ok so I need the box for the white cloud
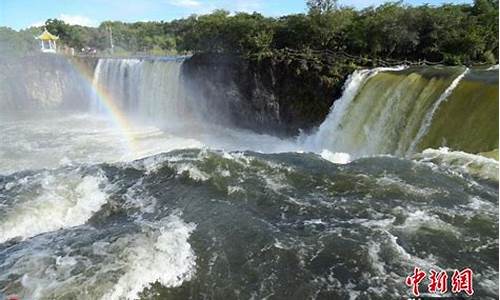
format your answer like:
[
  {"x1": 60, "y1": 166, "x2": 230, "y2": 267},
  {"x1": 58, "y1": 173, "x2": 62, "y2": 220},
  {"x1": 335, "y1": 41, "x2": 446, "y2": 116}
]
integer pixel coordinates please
[
  {"x1": 341, "y1": 0, "x2": 386, "y2": 8},
  {"x1": 25, "y1": 15, "x2": 96, "y2": 29},
  {"x1": 168, "y1": 0, "x2": 203, "y2": 8},
  {"x1": 29, "y1": 20, "x2": 46, "y2": 28},
  {"x1": 59, "y1": 14, "x2": 97, "y2": 27},
  {"x1": 230, "y1": 0, "x2": 263, "y2": 13},
  {"x1": 167, "y1": 0, "x2": 264, "y2": 15}
]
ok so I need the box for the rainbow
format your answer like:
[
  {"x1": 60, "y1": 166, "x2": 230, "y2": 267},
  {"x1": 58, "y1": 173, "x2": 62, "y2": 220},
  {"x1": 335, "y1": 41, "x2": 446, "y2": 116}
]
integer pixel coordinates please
[{"x1": 67, "y1": 57, "x2": 139, "y2": 155}]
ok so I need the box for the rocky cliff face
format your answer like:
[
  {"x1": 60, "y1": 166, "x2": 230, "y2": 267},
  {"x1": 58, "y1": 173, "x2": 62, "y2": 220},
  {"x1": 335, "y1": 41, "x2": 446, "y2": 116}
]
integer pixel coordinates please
[
  {"x1": 2, "y1": 53, "x2": 351, "y2": 136},
  {"x1": 182, "y1": 53, "x2": 353, "y2": 136},
  {"x1": 0, "y1": 54, "x2": 93, "y2": 114}
]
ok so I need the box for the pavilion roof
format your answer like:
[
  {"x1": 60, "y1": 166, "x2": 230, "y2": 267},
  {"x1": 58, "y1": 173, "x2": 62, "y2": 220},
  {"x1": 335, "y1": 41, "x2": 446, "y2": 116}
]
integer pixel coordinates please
[{"x1": 37, "y1": 30, "x2": 59, "y2": 41}]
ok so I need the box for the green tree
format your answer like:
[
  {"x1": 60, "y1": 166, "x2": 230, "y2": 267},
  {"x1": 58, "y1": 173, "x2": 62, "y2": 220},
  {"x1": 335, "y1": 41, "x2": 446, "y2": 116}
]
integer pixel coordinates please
[
  {"x1": 1, "y1": 0, "x2": 497, "y2": 64},
  {"x1": 0, "y1": 27, "x2": 39, "y2": 57},
  {"x1": 307, "y1": 0, "x2": 338, "y2": 14}
]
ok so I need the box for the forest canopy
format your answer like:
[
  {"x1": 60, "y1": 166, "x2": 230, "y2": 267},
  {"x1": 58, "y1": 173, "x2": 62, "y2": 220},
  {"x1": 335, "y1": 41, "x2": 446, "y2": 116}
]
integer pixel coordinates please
[{"x1": 1, "y1": 0, "x2": 498, "y2": 65}]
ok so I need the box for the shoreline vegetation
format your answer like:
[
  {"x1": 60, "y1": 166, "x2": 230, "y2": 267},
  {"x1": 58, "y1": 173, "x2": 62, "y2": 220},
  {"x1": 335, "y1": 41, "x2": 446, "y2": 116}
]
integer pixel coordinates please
[{"x1": 1, "y1": 0, "x2": 498, "y2": 66}]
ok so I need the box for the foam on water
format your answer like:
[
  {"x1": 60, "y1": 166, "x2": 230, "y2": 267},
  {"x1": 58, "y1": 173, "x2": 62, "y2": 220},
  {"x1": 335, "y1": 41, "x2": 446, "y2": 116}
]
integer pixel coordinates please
[
  {"x1": 396, "y1": 210, "x2": 460, "y2": 236},
  {"x1": 0, "y1": 149, "x2": 495, "y2": 299},
  {"x1": 103, "y1": 216, "x2": 196, "y2": 300},
  {"x1": 0, "y1": 113, "x2": 302, "y2": 177},
  {"x1": 320, "y1": 150, "x2": 351, "y2": 164},
  {"x1": 0, "y1": 170, "x2": 108, "y2": 243},
  {"x1": 375, "y1": 174, "x2": 441, "y2": 197},
  {"x1": 415, "y1": 147, "x2": 499, "y2": 181},
  {"x1": 0, "y1": 215, "x2": 196, "y2": 300}
]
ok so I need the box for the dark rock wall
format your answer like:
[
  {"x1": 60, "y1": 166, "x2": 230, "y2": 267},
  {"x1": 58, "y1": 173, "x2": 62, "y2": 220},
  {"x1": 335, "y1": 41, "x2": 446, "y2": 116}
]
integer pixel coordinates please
[{"x1": 182, "y1": 53, "x2": 352, "y2": 136}]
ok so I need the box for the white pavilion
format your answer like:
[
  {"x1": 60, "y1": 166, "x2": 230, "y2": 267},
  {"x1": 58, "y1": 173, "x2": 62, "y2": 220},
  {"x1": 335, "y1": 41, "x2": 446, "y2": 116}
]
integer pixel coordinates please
[{"x1": 36, "y1": 29, "x2": 59, "y2": 53}]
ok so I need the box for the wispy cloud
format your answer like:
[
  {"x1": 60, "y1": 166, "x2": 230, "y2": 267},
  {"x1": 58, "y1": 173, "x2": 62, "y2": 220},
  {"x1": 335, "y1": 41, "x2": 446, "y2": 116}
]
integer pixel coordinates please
[
  {"x1": 165, "y1": 0, "x2": 265, "y2": 16},
  {"x1": 229, "y1": 0, "x2": 263, "y2": 13},
  {"x1": 59, "y1": 14, "x2": 97, "y2": 27},
  {"x1": 29, "y1": 20, "x2": 46, "y2": 28},
  {"x1": 168, "y1": 0, "x2": 202, "y2": 8}
]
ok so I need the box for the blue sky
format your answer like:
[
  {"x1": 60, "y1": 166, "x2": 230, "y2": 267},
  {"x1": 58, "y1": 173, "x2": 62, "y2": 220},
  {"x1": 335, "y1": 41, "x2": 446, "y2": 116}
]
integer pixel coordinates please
[{"x1": 1, "y1": 0, "x2": 470, "y2": 30}]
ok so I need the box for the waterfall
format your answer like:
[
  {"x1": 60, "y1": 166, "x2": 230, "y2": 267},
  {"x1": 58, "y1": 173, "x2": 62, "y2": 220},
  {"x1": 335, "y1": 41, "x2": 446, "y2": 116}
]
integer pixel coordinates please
[
  {"x1": 91, "y1": 59, "x2": 497, "y2": 157},
  {"x1": 303, "y1": 66, "x2": 407, "y2": 154},
  {"x1": 407, "y1": 68, "x2": 469, "y2": 154},
  {"x1": 92, "y1": 58, "x2": 202, "y2": 127},
  {"x1": 3, "y1": 55, "x2": 496, "y2": 157},
  {"x1": 305, "y1": 66, "x2": 497, "y2": 157}
]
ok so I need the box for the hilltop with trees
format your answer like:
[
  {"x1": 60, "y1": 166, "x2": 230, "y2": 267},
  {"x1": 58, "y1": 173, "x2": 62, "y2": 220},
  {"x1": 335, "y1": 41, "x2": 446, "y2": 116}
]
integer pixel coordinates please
[{"x1": 1, "y1": 0, "x2": 498, "y2": 65}]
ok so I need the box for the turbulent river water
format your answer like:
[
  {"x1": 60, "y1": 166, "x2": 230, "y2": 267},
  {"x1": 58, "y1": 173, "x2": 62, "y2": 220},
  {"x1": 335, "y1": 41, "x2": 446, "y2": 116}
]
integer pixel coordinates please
[{"x1": 0, "y1": 56, "x2": 498, "y2": 300}]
